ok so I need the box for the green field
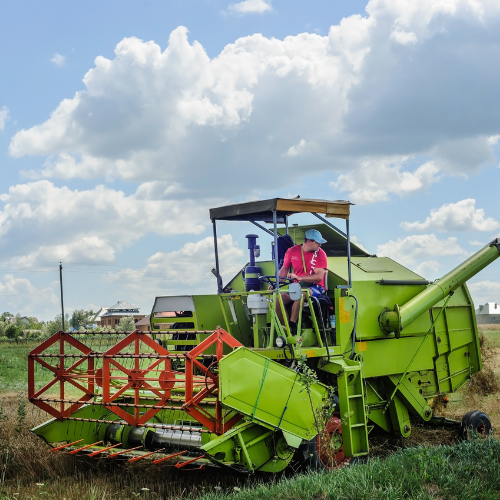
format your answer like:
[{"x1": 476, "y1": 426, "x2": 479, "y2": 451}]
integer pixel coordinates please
[{"x1": 481, "y1": 327, "x2": 500, "y2": 348}]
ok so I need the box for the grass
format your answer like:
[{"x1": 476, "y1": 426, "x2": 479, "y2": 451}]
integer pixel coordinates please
[
  {"x1": 0, "y1": 340, "x2": 41, "y2": 393},
  {"x1": 0, "y1": 393, "x2": 498, "y2": 500},
  {"x1": 197, "y1": 439, "x2": 500, "y2": 500},
  {"x1": 480, "y1": 326, "x2": 500, "y2": 349}
]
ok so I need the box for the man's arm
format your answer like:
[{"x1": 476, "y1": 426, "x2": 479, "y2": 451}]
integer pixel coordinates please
[
  {"x1": 287, "y1": 268, "x2": 325, "y2": 283},
  {"x1": 279, "y1": 266, "x2": 290, "y2": 278}
]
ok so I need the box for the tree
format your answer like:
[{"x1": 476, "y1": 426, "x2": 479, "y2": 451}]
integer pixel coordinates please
[
  {"x1": 45, "y1": 314, "x2": 64, "y2": 336},
  {"x1": 70, "y1": 309, "x2": 95, "y2": 329},
  {"x1": 117, "y1": 315, "x2": 136, "y2": 331},
  {"x1": 0, "y1": 312, "x2": 13, "y2": 322},
  {"x1": 5, "y1": 323, "x2": 21, "y2": 339}
]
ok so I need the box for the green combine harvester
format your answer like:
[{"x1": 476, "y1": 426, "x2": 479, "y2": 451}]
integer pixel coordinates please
[{"x1": 29, "y1": 198, "x2": 499, "y2": 472}]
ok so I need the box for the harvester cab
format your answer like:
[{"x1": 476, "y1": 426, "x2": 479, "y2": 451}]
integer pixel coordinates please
[{"x1": 29, "y1": 197, "x2": 500, "y2": 473}]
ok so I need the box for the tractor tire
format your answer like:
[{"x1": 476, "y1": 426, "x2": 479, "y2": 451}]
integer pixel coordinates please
[
  {"x1": 294, "y1": 413, "x2": 349, "y2": 471},
  {"x1": 294, "y1": 437, "x2": 325, "y2": 471},
  {"x1": 460, "y1": 410, "x2": 492, "y2": 439}
]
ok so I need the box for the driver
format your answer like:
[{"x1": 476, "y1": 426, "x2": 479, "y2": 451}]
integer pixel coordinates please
[{"x1": 274, "y1": 229, "x2": 328, "y2": 334}]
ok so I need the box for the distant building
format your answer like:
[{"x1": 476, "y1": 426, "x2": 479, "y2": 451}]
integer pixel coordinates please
[
  {"x1": 98, "y1": 301, "x2": 145, "y2": 328},
  {"x1": 5, "y1": 316, "x2": 31, "y2": 325},
  {"x1": 475, "y1": 302, "x2": 500, "y2": 324},
  {"x1": 93, "y1": 307, "x2": 109, "y2": 324},
  {"x1": 134, "y1": 315, "x2": 151, "y2": 332}
]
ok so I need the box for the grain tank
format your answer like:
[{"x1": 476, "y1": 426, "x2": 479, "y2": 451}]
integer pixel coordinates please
[{"x1": 29, "y1": 198, "x2": 498, "y2": 472}]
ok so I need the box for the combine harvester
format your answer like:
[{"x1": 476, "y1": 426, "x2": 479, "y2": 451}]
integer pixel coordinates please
[{"x1": 29, "y1": 198, "x2": 499, "y2": 472}]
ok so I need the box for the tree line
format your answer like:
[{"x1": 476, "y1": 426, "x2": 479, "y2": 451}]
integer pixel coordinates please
[{"x1": 0, "y1": 309, "x2": 137, "y2": 339}]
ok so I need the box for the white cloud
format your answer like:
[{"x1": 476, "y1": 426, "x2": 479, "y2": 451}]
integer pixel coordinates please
[
  {"x1": 0, "y1": 106, "x2": 9, "y2": 130},
  {"x1": 227, "y1": 0, "x2": 272, "y2": 14},
  {"x1": 0, "y1": 180, "x2": 208, "y2": 265},
  {"x1": 285, "y1": 139, "x2": 306, "y2": 157},
  {"x1": 0, "y1": 275, "x2": 58, "y2": 317},
  {"x1": 7, "y1": 1, "x2": 500, "y2": 200},
  {"x1": 468, "y1": 280, "x2": 500, "y2": 306},
  {"x1": 50, "y1": 53, "x2": 66, "y2": 66},
  {"x1": 332, "y1": 159, "x2": 440, "y2": 204},
  {"x1": 104, "y1": 234, "x2": 245, "y2": 296},
  {"x1": 401, "y1": 199, "x2": 500, "y2": 232},
  {"x1": 414, "y1": 260, "x2": 441, "y2": 277},
  {"x1": 376, "y1": 233, "x2": 468, "y2": 274},
  {"x1": 390, "y1": 30, "x2": 417, "y2": 45}
]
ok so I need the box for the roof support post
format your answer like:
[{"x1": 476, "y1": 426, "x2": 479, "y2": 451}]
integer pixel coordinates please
[
  {"x1": 212, "y1": 219, "x2": 222, "y2": 294},
  {"x1": 346, "y1": 219, "x2": 352, "y2": 288},
  {"x1": 273, "y1": 210, "x2": 280, "y2": 288},
  {"x1": 337, "y1": 219, "x2": 352, "y2": 290}
]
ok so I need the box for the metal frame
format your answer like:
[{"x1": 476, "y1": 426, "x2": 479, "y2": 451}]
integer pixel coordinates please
[
  {"x1": 247, "y1": 219, "x2": 274, "y2": 236},
  {"x1": 312, "y1": 212, "x2": 352, "y2": 289},
  {"x1": 29, "y1": 328, "x2": 244, "y2": 435},
  {"x1": 212, "y1": 209, "x2": 353, "y2": 294},
  {"x1": 212, "y1": 220, "x2": 222, "y2": 294},
  {"x1": 273, "y1": 210, "x2": 280, "y2": 287}
]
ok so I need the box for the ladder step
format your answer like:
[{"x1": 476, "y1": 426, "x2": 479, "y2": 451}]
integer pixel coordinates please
[
  {"x1": 350, "y1": 423, "x2": 367, "y2": 428},
  {"x1": 348, "y1": 394, "x2": 363, "y2": 398}
]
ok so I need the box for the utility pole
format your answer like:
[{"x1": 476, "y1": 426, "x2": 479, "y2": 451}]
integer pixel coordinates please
[{"x1": 59, "y1": 262, "x2": 65, "y2": 331}]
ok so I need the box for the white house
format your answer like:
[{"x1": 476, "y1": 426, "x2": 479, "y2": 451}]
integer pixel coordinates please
[{"x1": 475, "y1": 302, "x2": 500, "y2": 324}]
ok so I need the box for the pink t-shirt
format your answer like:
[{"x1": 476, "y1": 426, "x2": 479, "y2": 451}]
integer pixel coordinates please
[{"x1": 282, "y1": 244, "x2": 328, "y2": 288}]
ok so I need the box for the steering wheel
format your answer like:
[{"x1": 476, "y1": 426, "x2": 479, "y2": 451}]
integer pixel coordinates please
[{"x1": 258, "y1": 275, "x2": 295, "y2": 289}]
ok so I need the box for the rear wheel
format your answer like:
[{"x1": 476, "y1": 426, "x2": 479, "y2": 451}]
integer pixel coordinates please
[{"x1": 460, "y1": 410, "x2": 492, "y2": 439}]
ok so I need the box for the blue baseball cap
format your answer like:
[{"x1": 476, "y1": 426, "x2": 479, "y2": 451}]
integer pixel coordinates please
[{"x1": 305, "y1": 229, "x2": 327, "y2": 244}]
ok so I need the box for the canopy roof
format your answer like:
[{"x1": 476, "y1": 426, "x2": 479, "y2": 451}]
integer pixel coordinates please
[{"x1": 209, "y1": 197, "x2": 351, "y2": 222}]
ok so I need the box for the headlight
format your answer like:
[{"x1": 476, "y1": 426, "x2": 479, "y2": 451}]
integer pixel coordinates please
[{"x1": 276, "y1": 336, "x2": 286, "y2": 348}]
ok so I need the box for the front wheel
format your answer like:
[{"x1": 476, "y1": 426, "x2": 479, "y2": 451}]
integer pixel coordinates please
[
  {"x1": 294, "y1": 414, "x2": 350, "y2": 470},
  {"x1": 460, "y1": 410, "x2": 492, "y2": 439}
]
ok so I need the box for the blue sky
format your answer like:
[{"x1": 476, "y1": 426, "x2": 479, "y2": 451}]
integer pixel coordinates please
[{"x1": 1, "y1": 0, "x2": 500, "y2": 320}]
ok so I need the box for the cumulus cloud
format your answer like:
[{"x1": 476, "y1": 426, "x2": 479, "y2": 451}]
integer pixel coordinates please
[
  {"x1": 50, "y1": 53, "x2": 66, "y2": 66},
  {"x1": 7, "y1": 1, "x2": 500, "y2": 200},
  {"x1": 0, "y1": 180, "x2": 208, "y2": 265},
  {"x1": 376, "y1": 233, "x2": 468, "y2": 276},
  {"x1": 227, "y1": 0, "x2": 272, "y2": 14},
  {"x1": 402, "y1": 199, "x2": 500, "y2": 232},
  {"x1": 285, "y1": 139, "x2": 306, "y2": 157},
  {"x1": 468, "y1": 280, "x2": 500, "y2": 306},
  {"x1": 332, "y1": 159, "x2": 440, "y2": 204},
  {"x1": 0, "y1": 106, "x2": 9, "y2": 130},
  {"x1": 104, "y1": 234, "x2": 245, "y2": 297},
  {"x1": 390, "y1": 30, "x2": 418, "y2": 45},
  {"x1": 0, "y1": 275, "x2": 58, "y2": 317}
]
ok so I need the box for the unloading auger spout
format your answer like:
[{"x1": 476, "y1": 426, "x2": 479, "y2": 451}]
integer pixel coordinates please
[{"x1": 379, "y1": 239, "x2": 500, "y2": 335}]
